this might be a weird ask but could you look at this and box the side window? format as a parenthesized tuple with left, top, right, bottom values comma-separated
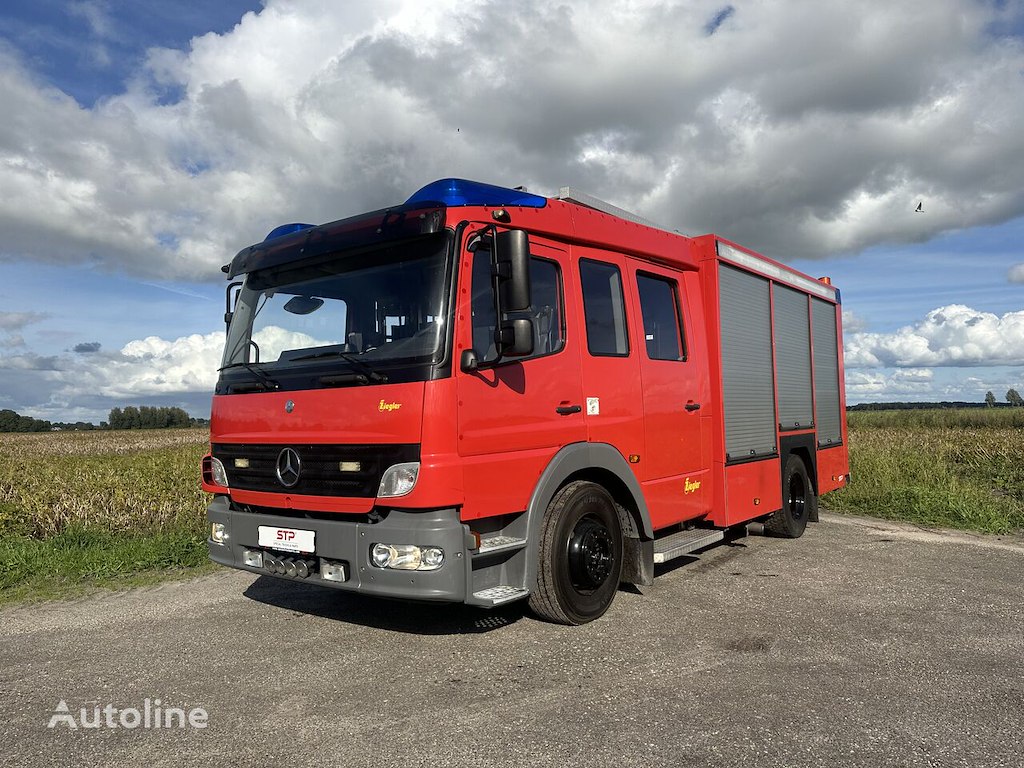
(580, 259, 629, 356)
(637, 273, 686, 361)
(470, 250, 564, 363)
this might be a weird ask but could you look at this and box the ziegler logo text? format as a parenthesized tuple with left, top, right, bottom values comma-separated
(378, 400, 402, 412)
(684, 478, 702, 494)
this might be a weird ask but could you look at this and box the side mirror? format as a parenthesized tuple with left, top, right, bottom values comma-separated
(493, 229, 531, 312)
(490, 229, 533, 359)
(495, 318, 534, 358)
(460, 349, 479, 372)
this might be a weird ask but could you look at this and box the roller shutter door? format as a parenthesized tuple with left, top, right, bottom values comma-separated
(773, 284, 813, 431)
(719, 264, 777, 461)
(812, 298, 842, 447)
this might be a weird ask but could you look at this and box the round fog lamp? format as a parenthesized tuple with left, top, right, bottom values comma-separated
(422, 547, 445, 570)
(371, 543, 395, 568)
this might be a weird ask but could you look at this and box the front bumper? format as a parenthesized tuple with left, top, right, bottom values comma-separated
(206, 495, 472, 602)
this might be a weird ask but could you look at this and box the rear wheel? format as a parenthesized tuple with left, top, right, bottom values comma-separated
(765, 455, 816, 538)
(529, 481, 623, 625)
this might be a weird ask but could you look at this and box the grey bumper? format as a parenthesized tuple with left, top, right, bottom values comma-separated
(206, 496, 472, 602)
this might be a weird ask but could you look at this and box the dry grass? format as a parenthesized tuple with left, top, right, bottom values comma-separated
(0, 428, 208, 538)
(827, 409, 1024, 534)
(0, 428, 212, 603)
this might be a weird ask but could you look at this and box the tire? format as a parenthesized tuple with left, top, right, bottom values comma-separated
(529, 481, 624, 625)
(764, 455, 816, 538)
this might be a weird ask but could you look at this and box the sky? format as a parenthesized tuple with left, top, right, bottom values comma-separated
(1, 0, 1023, 422)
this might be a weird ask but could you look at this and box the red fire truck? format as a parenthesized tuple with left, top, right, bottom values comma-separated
(202, 178, 849, 624)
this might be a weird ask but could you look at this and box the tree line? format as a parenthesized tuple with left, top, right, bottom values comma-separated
(850, 392, 1024, 412)
(0, 409, 53, 432)
(0, 407, 208, 432)
(107, 406, 196, 430)
(986, 390, 1024, 407)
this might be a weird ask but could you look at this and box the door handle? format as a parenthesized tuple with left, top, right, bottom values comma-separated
(684, 402, 702, 412)
(556, 405, 582, 415)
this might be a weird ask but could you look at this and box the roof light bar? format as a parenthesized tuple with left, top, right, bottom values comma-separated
(405, 178, 547, 209)
(717, 242, 837, 301)
(557, 187, 673, 232)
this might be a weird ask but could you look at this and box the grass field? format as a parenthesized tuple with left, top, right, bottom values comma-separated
(1, 409, 1021, 604)
(827, 409, 1024, 534)
(0, 428, 212, 604)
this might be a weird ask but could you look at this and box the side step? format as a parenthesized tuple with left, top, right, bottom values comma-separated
(476, 535, 527, 556)
(653, 529, 725, 564)
(472, 586, 529, 606)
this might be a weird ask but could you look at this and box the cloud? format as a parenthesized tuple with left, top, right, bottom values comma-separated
(250, 326, 341, 362)
(846, 368, 934, 398)
(845, 304, 1024, 368)
(68, 0, 116, 67)
(0, 311, 46, 331)
(0, 312, 44, 352)
(842, 308, 868, 334)
(73, 341, 102, 353)
(1, 329, 219, 422)
(1009, 263, 1024, 283)
(99, 331, 225, 397)
(0, 0, 1022, 281)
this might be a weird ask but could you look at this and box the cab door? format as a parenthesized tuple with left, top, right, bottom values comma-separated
(456, 232, 585, 520)
(573, 246, 646, 473)
(628, 263, 708, 529)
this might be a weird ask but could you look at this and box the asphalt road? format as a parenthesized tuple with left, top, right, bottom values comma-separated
(2, 513, 1022, 768)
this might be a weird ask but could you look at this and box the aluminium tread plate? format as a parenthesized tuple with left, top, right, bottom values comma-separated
(653, 529, 725, 564)
(472, 586, 530, 605)
(476, 536, 528, 555)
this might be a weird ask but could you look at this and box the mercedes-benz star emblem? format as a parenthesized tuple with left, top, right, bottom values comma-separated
(285, 400, 295, 413)
(276, 448, 301, 488)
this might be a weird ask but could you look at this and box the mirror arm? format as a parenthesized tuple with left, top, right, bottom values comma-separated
(224, 281, 242, 327)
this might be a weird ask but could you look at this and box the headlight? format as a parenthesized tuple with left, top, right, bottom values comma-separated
(377, 462, 420, 497)
(369, 543, 444, 571)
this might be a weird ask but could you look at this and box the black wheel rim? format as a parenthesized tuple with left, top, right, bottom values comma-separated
(788, 472, 806, 521)
(566, 514, 615, 592)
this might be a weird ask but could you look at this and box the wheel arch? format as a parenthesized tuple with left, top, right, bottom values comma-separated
(779, 433, 819, 522)
(524, 442, 653, 591)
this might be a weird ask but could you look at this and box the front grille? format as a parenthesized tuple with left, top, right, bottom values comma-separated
(213, 443, 420, 497)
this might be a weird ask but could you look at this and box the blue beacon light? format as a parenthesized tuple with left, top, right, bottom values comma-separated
(264, 222, 314, 241)
(405, 178, 547, 208)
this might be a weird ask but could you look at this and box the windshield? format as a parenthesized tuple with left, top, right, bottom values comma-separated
(221, 234, 452, 380)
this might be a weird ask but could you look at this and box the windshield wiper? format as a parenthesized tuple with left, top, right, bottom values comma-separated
(288, 350, 388, 383)
(218, 362, 281, 391)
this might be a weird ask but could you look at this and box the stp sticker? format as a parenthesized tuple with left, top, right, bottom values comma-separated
(258, 526, 315, 554)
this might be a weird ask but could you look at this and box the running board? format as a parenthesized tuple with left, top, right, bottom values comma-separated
(476, 535, 527, 556)
(653, 529, 725, 564)
(472, 586, 529, 606)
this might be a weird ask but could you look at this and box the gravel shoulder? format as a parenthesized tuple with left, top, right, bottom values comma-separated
(2, 512, 1022, 768)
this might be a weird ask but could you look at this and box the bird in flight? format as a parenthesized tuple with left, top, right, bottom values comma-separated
(914, 201, 923, 213)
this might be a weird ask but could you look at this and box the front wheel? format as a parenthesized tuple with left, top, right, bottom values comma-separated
(765, 455, 817, 538)
(529, 481, 623, 625)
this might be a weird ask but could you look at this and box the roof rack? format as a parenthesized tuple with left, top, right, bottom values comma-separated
(557, 187, 679, 234)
